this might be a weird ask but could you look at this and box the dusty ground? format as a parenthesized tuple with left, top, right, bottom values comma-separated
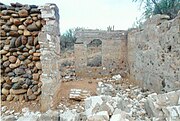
(52, 78, 100, 109)
(1, 100, 41, 113)
(1, 78, 100, 113)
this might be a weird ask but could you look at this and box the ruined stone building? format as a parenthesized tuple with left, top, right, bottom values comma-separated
(74, 13, 180, 94)
(0, 3, 61, 111)
(74, 29, 128, 78)
(0, 2, 180, 120)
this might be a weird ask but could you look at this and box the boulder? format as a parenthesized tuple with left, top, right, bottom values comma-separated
(110, 109, 129, 121)
(9, 37, 16, 48)
(3, 61, 10, 67)
(23, 30, 31, 36)
(12, 83, 21, 89)
(1, 115, 17, 121)
(9, 56, 17, 63)
(21, 36, 27, 45)
(33, 53, 41, 57)
(32, 85, 38, 92)
(85, 96, 103, 116)
(33, 73, 40, 81)
(9, 31, 19, 37)
(6, 95, 14, 101)
(10, 25, 18, 31)
(10, 89, 27, 95)
(60, 110, 80, 121)
(13, 18, 21, 25)
(88, 111, 109, 121)
(15, 36, 22, 47)
(12, 77, 24, 83)
(2, 88, 10, 95)
(18, 9, 28, 17)
(27, 88, 33, 96)
(3, 45, 10, 51)
(35, 62, 42, 69)
(27, 23, 39, 31)
(3, 83, 11, 89)
(18, 25, 26, 30)
(14, 68, 25, 75)
(0, 49, 8, 55)
(28, 94, 37, 100)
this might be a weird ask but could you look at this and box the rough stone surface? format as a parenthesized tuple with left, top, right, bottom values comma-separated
(0, 2, 43, 102)
(128, 14, 180, 93)
(145, 90, 180, 120)
(38, 3, 61, 112)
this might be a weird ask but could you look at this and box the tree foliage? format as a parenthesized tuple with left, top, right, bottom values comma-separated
(133, 0, 180, 19)
(60, 29, 76, 52)
(60, 27, 84, 52)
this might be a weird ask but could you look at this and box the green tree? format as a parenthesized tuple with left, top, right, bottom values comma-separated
(133, 0, 180, 19)
(60, 27, 84, 52)
(60, 29, 76, 52)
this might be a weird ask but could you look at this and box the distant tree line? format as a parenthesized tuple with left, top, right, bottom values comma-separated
(133, 0, 180, 27)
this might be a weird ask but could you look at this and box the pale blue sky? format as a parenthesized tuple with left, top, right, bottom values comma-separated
(1, 0, 143, 34)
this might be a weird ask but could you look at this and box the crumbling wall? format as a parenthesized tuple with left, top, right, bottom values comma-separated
(128, 13, 180, 93)
(38, 3, 61, 111)
(0, 2, 61, 112)
(75, 30, 128, 78)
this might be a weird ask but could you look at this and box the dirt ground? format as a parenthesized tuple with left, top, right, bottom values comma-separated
(1, 78, 100, 112)
(1, 78, 136, 114)
(52, 78, 100, 109)
(1, 100, 41, 113)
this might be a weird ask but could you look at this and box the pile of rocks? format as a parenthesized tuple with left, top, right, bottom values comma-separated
(2, 78, 180, 121)
(96, 82, 116, 96)
(61, 66, 76, 82)
(84, 84, 152, 121)
(0, 2, 44, 101)
(145, 90, 180, 120)
(60, 58, 76, 82)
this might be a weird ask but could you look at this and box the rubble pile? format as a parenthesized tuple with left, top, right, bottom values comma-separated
(1, 77, 180, 121)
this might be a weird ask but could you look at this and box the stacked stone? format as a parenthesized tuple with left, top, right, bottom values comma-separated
(145, 90, 180, 120)
(0, 2, 45, 101)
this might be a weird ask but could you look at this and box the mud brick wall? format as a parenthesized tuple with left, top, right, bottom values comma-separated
(128, 13, 180, 93)
(75, 30, 128, 78)
(0, 3, 44, 102)
(0, 3, 61, 111)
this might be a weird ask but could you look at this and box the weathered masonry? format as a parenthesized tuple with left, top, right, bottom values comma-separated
(75, 13, 180, 94)
(1, 2, 180, 114)
(128, 13, 180, 93)
(0, 3, 61, 111)
(74, 29, 128, 78)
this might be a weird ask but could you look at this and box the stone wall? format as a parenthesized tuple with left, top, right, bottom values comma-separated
(38, 3, 61, 111)
(128, 13, 180, 93)
(74, 29, 128, 78)
(0, 2, 61, 112)
(0, 3, 44, 102)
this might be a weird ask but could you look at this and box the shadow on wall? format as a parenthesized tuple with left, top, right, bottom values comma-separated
(87, 39, 102, 67)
